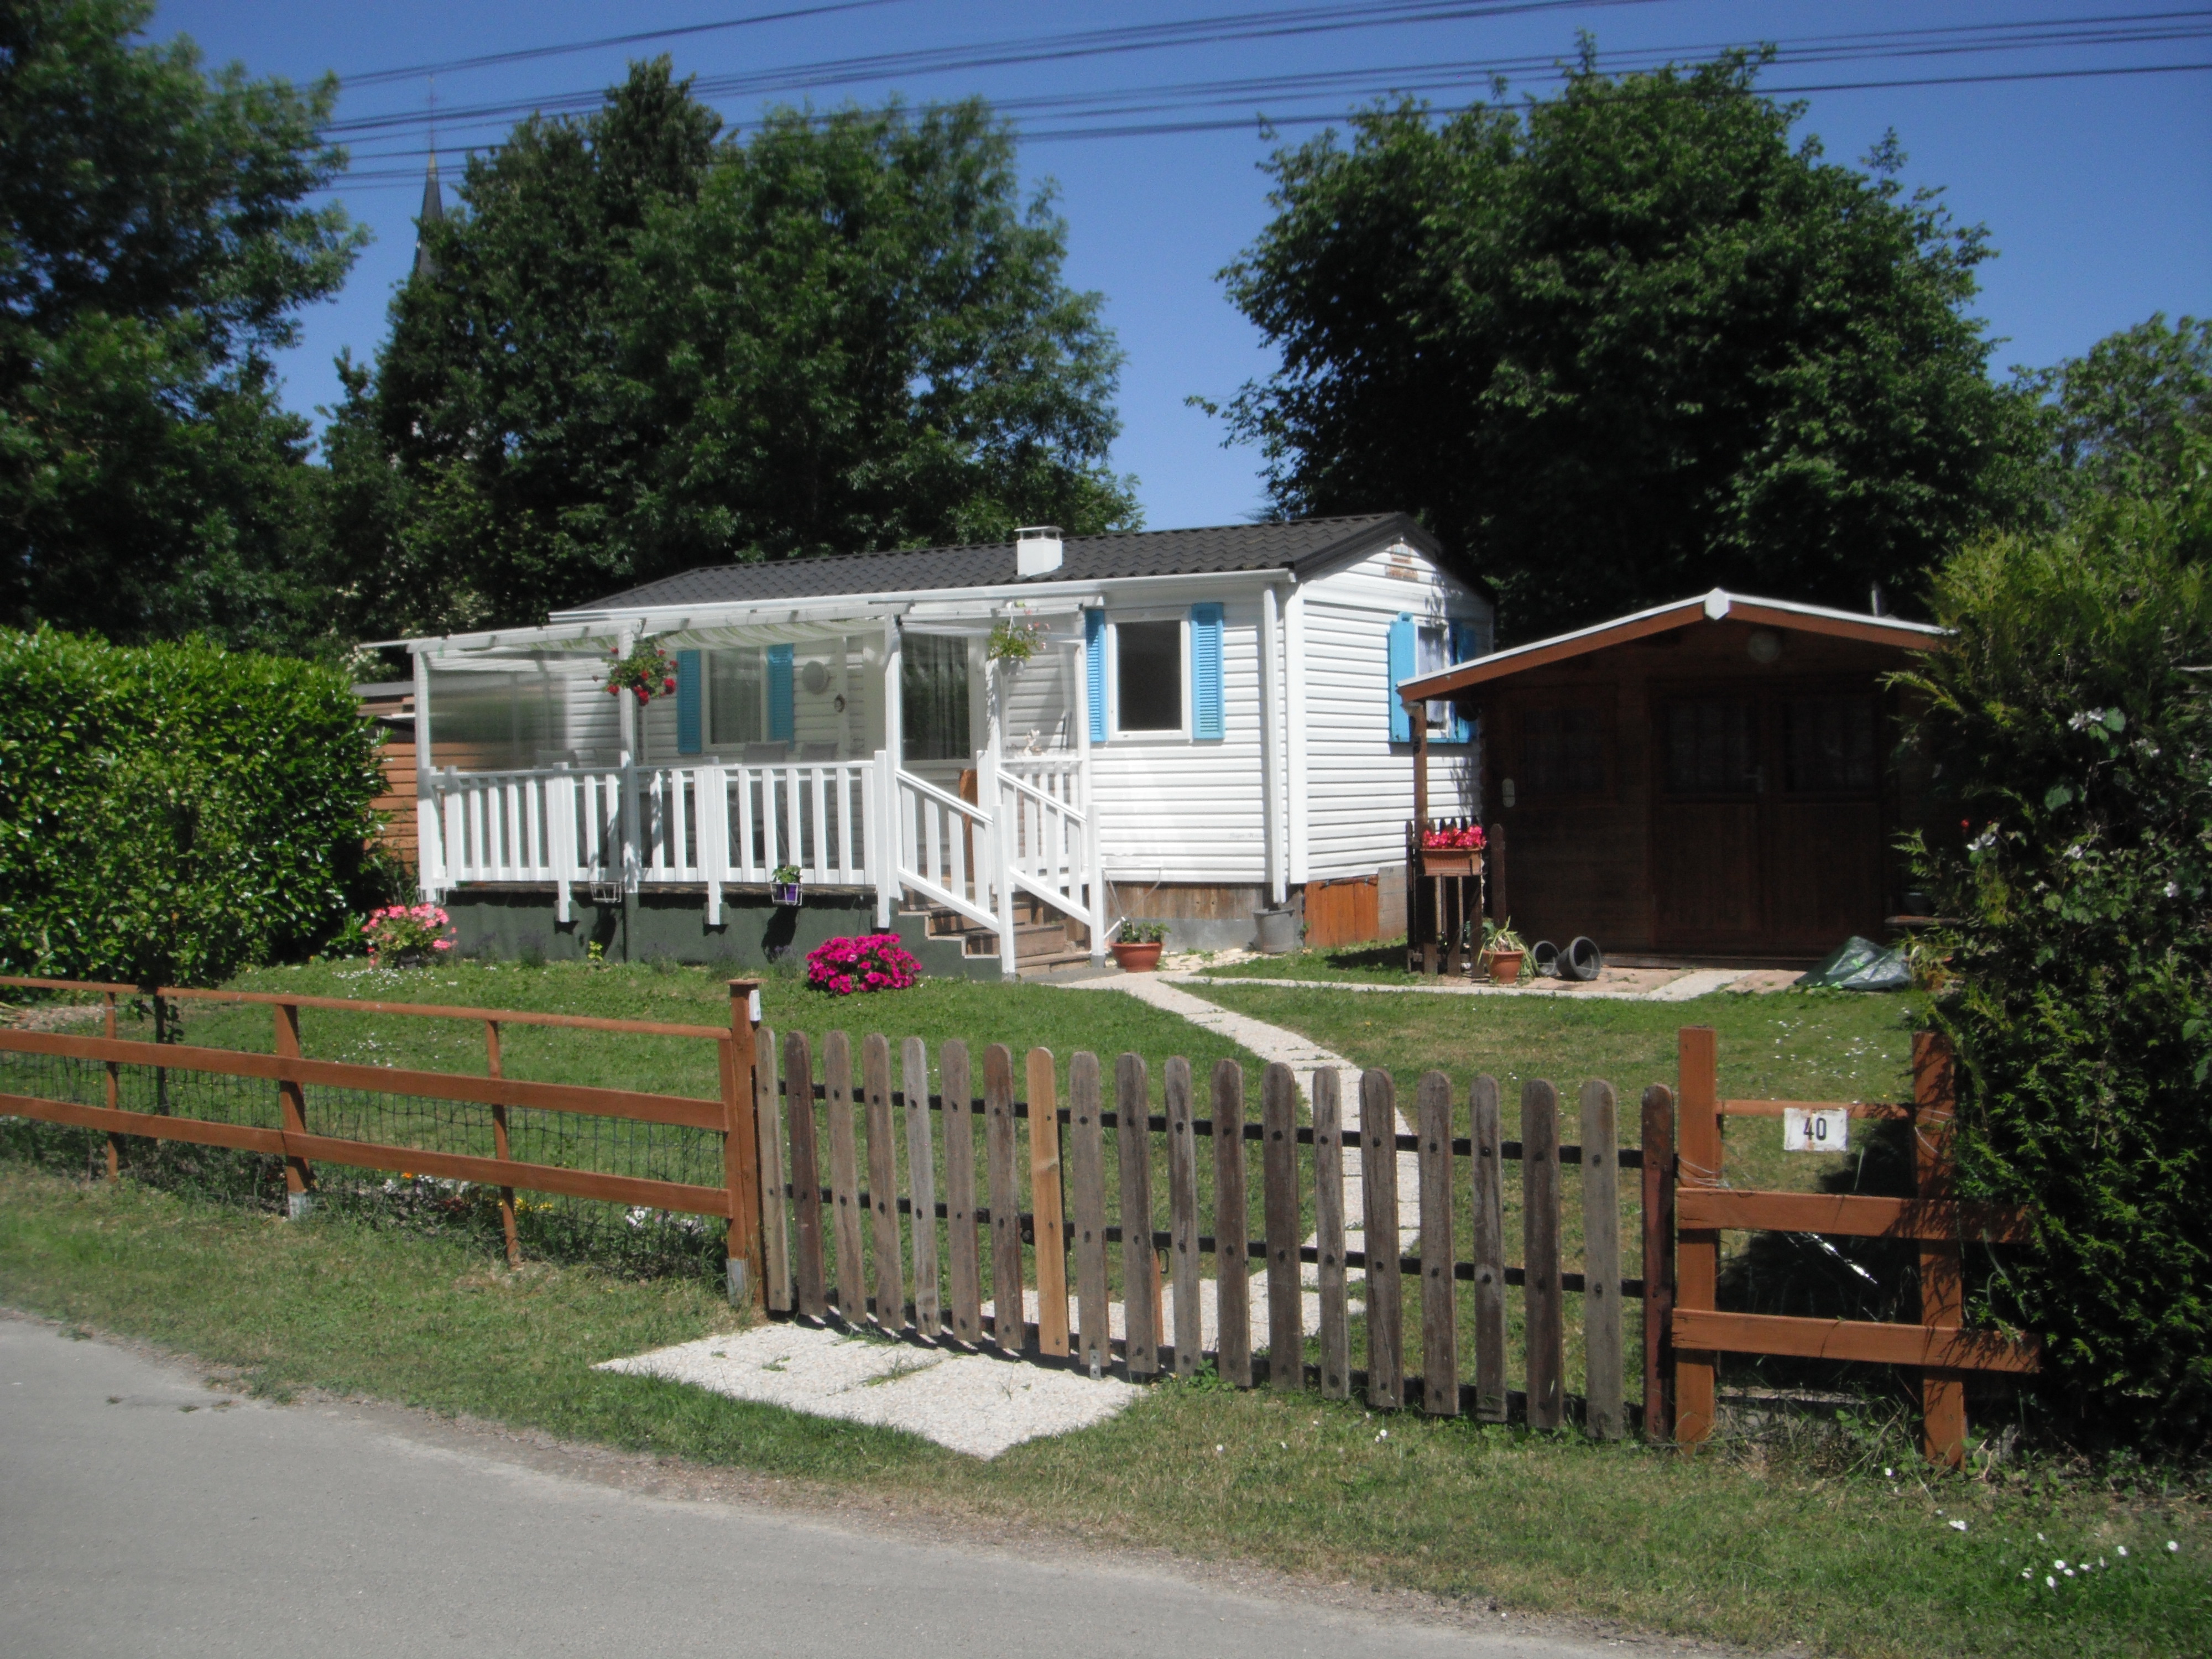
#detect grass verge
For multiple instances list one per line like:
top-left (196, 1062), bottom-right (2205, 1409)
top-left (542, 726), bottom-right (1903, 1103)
top-left (2, 1162), bottom-right (2203, 1659)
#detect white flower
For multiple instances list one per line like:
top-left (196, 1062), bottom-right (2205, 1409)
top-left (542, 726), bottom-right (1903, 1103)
top-left (2064, 843), bottom-right (2086, 861)
top-left (2046, 1575), bottom-right (2057, 1588)
top-left (2170, 1541), bottom-right (2181, 1552)
top-left (2117, 1545), bottom-right (2128, 1557)
top-left (1214, 1444), bottom-right (1224, 1454)
top-left (1885, 1467), bottom-right (1896, 1479)
top-left (1949, 1520), bottom-right (1968, 1532)
top-left (2167, 881), bottom-right (2182, 899)
top-left (2054, 1559), bottom-right (2067, 1569)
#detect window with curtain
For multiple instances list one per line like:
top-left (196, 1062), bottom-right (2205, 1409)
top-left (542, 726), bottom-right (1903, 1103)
top-left (708, 647), bottom-right (764, 749)
top-left (1116, 619), bottom-right (1182, 732)
top-left (902, 632), bottom-right (971, 761)
top-left (1416, 622), bottom-right (1453, 734)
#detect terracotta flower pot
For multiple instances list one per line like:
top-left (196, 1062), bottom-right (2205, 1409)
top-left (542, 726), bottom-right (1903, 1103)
top-left (1485, 950), bottom-right (1525, 986)
top-left (1110, 941), bottom-right (1163, 973)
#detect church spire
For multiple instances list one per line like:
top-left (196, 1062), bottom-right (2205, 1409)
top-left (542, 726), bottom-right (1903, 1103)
top-left (413, 78), bottom-right (442, 281)
top-left (413, 154), bottom-right (444, 280)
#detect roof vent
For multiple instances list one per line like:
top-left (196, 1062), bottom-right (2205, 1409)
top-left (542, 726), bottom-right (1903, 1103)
top-left (1015, 525), bottom-right (1064, 578)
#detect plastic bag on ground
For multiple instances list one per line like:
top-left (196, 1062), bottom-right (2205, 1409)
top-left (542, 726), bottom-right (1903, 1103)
top-left (1796, 935), bottom-right (1910, 992)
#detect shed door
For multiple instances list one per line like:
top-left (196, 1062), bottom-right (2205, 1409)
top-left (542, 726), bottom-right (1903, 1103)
top-left (1651, 698), bottom-right (1764, 948)
top-left (1651, 691), bottom-right (1886, 954)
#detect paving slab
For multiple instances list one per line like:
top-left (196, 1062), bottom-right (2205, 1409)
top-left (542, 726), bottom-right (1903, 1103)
top-left (598, 1324), bottom-right (1141, 1459)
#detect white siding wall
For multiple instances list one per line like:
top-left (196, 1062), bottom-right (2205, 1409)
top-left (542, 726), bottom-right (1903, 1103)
top-left (1091, 598), bottom-right (1267, 884)
top-left (1300, 545), bottom-right (1489, 881)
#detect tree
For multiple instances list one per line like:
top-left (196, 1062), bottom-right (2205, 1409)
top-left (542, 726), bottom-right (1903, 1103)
top-left (325, 66), bottom-right (1135, 637)
top-left (0, 0), bottom-right (362, 650)
top-left (2023, 312), bottom-right (2211, 508)
top-left (1214, 48), bottom-right (2034, 641)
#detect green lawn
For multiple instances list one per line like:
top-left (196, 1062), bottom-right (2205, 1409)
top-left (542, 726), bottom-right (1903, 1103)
top-left (1, 1164), bottom-right (2202, 1659)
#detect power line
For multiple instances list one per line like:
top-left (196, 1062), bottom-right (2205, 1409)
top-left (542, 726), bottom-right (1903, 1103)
top-left (341, 0), bottom-right (916, 90)
top-left (314, 8), bottom-right (2212, 180)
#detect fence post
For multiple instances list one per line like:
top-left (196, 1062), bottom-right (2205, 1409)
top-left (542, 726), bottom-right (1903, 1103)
top-left (1913, 1031), bottom-right (1968, 1469)
top-left (722, 979), bottom-right (765, 1310)
top-left (1522, 1079), bottom-right (1564, 1430)
top-left (1580, 1079), bottom-right (1624, 1441)
top-left (1674, 1027), bottom-right (1721, 1446)
top-left (1640, 1083), bottom-right (1677, 1443)
top-left (272, 1000), bottom-right (314, 1219)
top-left (103, 993), bottom-right (122, 1181)
top-left (485, 1020), bottom-right (520, 1267)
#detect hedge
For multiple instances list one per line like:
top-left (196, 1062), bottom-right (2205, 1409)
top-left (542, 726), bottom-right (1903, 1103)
top-left (1901, 475), bottom-right (2211, 1451)
top-left (0, 628), bottom-right (389, 985)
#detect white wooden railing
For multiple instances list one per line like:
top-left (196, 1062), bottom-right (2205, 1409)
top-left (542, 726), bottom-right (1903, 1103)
top-left (998, 757), bottom-right (1094, 934)
top-left (421, 750), bottom-right (1096, 973)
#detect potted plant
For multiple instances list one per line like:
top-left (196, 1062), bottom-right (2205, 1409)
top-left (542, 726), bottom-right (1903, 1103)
top-left (603, 635), bottom-right (678, 707)
top-left (1417, 820), bottom-right (1486, 877)
top-left (1110, 920), bottom-right (1167, 972)
top-left (1479, 919), bottom-right (1527, 985)
top-left (770, 864), bottom-right (804, 906)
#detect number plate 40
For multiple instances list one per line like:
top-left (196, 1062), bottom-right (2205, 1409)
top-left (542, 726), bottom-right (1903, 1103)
top-left (1783, 1107), bottom-right (1850, 1153)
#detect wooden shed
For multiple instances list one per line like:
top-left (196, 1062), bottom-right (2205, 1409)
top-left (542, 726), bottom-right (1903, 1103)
top-left (1397, 590), bottom-right (1944, 963)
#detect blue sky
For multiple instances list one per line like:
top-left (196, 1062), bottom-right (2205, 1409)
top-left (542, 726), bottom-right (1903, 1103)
top-left (155, 1), bottom-right (2212, 531)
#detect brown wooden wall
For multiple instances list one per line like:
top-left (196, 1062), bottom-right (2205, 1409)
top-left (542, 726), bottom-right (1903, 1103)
top-left (1474, 619), bottom-right (1926, 961)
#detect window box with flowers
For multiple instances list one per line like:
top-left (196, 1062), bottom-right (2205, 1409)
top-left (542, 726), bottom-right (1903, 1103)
top-left (1418, 820), bottom-right (1486, 877)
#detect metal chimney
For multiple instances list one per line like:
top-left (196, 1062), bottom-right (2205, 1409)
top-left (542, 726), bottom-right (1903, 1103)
top-left (1015, 525), bottom-right (1064, 578)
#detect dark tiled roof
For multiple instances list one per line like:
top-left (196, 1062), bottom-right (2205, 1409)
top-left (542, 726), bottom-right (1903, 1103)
top-left (561, 514), bottom-right (1447, 614)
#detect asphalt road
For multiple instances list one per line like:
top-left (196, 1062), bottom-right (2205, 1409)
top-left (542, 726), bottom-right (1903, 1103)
top-left (0, 1317), bottom-right (1640, 1659)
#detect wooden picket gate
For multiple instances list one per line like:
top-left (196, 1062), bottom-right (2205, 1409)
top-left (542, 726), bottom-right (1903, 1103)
top-left (1650, 1026), bottom-right (2040, 1467)
top-left (749, 1019), bottom-right (2040, 1459)
top-left (752, 1029), bottom-right (1648, 1429)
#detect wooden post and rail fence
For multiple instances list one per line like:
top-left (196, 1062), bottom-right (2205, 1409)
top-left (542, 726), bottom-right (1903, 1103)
top-left (0, 978), bottom-right (2036, 1464)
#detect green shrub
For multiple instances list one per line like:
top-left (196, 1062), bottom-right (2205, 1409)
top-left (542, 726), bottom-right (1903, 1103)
top-left (1901, 470), bottom-right (2211, 1450)
top-left (0, 627), bottom-right (388, 984)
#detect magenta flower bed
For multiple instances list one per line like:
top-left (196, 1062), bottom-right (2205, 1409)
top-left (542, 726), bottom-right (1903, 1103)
top-left (805, 933), bottom-right (923, 995)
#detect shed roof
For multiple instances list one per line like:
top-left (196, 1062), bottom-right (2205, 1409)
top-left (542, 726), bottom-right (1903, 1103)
top-left (1399, 588), bottom-right (1944, 699)
top-left (560, 513), bottom-right (1451, 616)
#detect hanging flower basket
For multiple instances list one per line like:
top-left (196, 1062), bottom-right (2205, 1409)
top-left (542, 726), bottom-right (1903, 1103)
top-left (603, 636), bottom-right (678, 706)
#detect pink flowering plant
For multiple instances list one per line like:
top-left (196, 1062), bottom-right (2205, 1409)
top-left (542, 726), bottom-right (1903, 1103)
top-left (805, 933), bottom-right (922, 995)
top-left (364, 903), bottom-right (457, 967)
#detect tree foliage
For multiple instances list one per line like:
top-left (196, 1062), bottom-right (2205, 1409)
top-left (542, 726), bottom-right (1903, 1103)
top-left (2023, 312), bottom-right (2211, 509)
top-left (326, 65), bottom-right (1135, 637)
top-left (0, 0), bottom-right (362, 650)
top-left (0, 627), bottom-right (389, 985)
top-left (1216, 48), bottom-right (2034, 641)
top-left (1901, 413), bottom-right (2211, 1448)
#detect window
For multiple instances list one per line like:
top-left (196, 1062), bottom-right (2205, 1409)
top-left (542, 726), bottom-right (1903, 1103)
top-left (902, 632), bottom-right (971, 761)
top-left (708, 647), bottom-right (764, 748)
top-left (1784, 696), bottom-right (1876, 793)
top-left (1522, 706), bottom-right (1606, 796)
top-left (1663, 700), bottom-right (1758, 795)
top-left (1416, 622), bottom-right (1452, 734)
top-left (1116, 619), bottom-right (1182, 733)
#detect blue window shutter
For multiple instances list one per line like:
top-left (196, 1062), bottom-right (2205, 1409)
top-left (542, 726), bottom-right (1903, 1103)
top-left (1190, 603), bottom-right (1224, 740)
top-left (1387, 614), bottom-right (1415, 743)
top-left (675, 649), bottom-right (703, 754)
top-left (767, 644), bottom-right (795, 742)
top-left (1084, 609), bottom-right (1107, 743)
top-left (1447, 621), bottom-right (1475, 744)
